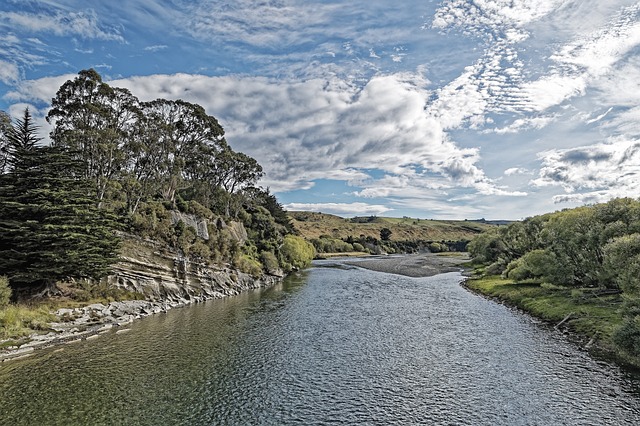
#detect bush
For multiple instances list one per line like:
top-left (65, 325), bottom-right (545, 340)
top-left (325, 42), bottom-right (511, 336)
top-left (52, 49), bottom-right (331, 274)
top-left (613, 317), bottom-right (640, 356)
top-left (260, 251), bottom-right (280, 274)
top-left (281, 235), bottom-right (315, 271)
top-left (235, 255), bottom-right (263, 278)
top-left (0, 276), bottom-right (11, 308)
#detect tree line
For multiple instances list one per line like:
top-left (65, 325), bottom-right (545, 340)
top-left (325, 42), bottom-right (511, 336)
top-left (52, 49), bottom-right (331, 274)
top-left (0, 69), bottom-right (313, 300)
top-left (468, 197), bottom-right (640, 356)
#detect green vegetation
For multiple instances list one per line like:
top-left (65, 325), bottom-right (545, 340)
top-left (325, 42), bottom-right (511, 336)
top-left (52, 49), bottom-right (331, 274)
top-left (290, 211), bottom-right (490, 256)
top-left (0, 69), bottom-right (308, 339)
top-left (465, 275), bottom-right (631, 364)
top-left (468, 197), bottom-right (640, 363)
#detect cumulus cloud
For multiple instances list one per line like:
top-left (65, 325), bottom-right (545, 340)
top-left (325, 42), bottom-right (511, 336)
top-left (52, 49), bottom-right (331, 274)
top-left (533, 137), bottom-right (640, 203)
top-left (283, 202), bottom-right (392, 217)
top-left (106, 72), bottom-right (511, 196)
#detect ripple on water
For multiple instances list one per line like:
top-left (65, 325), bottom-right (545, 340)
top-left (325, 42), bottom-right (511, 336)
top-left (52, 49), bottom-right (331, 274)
top-left (1, 263), bottom-right (640, 425)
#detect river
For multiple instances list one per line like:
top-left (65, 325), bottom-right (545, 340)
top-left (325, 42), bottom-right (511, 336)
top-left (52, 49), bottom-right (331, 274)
top-left (1, 259), bottom-right (640, 425)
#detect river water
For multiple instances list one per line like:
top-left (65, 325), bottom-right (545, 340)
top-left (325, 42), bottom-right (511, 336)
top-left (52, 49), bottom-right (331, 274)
top-left (2, 259), bottom-right (640, 425)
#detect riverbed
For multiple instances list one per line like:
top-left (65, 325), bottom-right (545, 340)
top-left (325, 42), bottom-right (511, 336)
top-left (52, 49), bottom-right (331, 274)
top-left (1, 258), bottom-right (639, 425)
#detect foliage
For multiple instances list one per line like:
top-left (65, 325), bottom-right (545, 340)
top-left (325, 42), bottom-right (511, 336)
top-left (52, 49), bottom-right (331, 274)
top-left (0, 276), bottom-right (11, 308)
top-left (469, 197), bottom-right (640, 357)
top-left (0, 304), bottom-right (55, 339)
top-left (0, 144), bottom-right (121, 291)
top-left (380, 227), bottom-right (392, 241)
top-left (234, 254), bottom-right (263, 278)
top-left (280, 235), bottom-right (315, 271)
top-left (504, 249), bottom-right (557, 282)
top-left (260, 251), bottom-right (280, 274)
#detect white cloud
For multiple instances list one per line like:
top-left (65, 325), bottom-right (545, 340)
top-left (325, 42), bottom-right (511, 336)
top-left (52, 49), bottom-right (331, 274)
top-left (504, 167), bottom-right (531, 176)
top-left (533, 136), bottom-right (640, 202)
top-left (0, 10), bottom-right (124, 42)
top-left (283, 202), bottom-right (393, 216)
top-left (0, 59), bottom-right (19, 84)
top-left (144, 45), bottom-right (168, 52)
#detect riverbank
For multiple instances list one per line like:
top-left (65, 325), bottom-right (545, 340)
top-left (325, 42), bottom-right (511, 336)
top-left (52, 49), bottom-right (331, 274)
top-left (463, 275), bottom-right (640, 370)
top-left (0, 273), bottom-right (282, 363)
top-left (344, 252), bottom-right (470, 278)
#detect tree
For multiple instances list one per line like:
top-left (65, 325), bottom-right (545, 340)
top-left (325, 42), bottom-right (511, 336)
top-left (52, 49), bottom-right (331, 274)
top-left (141, 99), bottom-right (226, 203)
top-left (6, 108), bottom-right (42, 153)
top-left (0, 145), bottom-right (120, 295)
top-left (47, 69), bottom-right (140, 208)
top-left (0, 110), bottom-right (12, 173)
top-left (380, 227), bottom-right (392, 241)
top-left (280, 235), bottom-right (315, 271)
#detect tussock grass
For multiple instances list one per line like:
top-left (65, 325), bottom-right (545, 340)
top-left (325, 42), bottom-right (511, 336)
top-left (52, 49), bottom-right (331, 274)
top-left (0, 305), bottom-right (55, 340)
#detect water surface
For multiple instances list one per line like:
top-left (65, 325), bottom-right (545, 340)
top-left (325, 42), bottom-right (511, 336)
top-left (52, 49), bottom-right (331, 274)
top-left (1, 259), bottom-right (639, 425)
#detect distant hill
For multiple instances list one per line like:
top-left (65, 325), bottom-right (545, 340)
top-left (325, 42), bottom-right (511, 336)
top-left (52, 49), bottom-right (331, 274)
top-left (288, 211), bottom-right (496, 242)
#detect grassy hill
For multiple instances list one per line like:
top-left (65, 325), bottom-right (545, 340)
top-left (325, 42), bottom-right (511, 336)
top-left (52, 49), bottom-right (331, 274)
top-left (288, 211), bottom-right (495, 243)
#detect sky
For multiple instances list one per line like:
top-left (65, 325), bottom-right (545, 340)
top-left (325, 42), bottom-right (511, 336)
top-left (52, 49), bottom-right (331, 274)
top-left (1, 1), bottom-right (640, 220)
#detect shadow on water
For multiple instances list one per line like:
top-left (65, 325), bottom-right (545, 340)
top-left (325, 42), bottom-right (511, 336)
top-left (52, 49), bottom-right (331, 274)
top-left (1, 261), bottom-right (640, 425)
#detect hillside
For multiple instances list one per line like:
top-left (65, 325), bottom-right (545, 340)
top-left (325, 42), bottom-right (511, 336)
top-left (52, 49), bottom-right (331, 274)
top-left (288, 211), bottom-right (495, 243)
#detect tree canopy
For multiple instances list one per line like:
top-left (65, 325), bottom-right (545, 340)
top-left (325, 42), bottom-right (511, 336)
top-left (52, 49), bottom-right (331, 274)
top-left (0, 69), bottom-right (303, 296)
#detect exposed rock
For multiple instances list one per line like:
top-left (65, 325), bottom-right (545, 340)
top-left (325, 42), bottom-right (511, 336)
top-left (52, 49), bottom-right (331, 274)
top-left (1, 232), bottom-right (283, 362)
top-left (170, 211), bottom-right (210, 240)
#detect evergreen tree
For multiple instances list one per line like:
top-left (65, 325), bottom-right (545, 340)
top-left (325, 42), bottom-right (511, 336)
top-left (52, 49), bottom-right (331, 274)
top-left (6, 108), bottom-right (42, 154)
top-left (0, 145), bottom-right (120, 294)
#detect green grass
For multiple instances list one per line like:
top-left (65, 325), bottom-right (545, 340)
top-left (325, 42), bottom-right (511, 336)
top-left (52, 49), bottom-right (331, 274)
top-left (0, 304), bottom-right (55, 341)
top-left (288, 211), bottom-right (494, 241)
top-left (465, 275), bottom-right (634, 365)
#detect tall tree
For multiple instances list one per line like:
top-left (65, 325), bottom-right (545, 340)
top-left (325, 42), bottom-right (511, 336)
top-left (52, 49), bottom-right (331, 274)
top-left (47, 69), bottom-right (140, 208)
top-left (6, 108), bottom-right (42, 153)
top-left (0, 110), bottom-right (11, 173)
top-left (0, 144), bottom-right (120, 295)
top-left (142, 99), bottom-right (227, 203)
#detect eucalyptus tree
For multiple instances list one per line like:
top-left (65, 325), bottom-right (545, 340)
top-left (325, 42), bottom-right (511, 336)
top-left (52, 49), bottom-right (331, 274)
top-left (141, 99), bottom-right (227, 204)
top-left (46, 69), bottom-right (141, 208)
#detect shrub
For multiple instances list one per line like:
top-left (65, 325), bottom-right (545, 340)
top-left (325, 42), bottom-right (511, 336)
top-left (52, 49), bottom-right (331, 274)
top-left (0, 276), bottom-right (11, 308)
top-left (260, 251), bottom-right (280, 274)
top-left (613, 317), bottom-right (640, 356)
top-left (235, 255), bottom-right (263, 278)
top-left (281, 235), bottom-right (315, 271)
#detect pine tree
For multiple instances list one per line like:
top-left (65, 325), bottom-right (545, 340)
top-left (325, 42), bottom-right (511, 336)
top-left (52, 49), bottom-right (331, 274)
top-left (0, 144), bottom-right (120, 295)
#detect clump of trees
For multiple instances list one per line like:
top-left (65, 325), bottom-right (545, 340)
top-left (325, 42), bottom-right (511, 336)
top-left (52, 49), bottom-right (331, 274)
top-left (0, 69), bottom-right (313, 299)
top-left (468, 197), bottom-right (640, 356)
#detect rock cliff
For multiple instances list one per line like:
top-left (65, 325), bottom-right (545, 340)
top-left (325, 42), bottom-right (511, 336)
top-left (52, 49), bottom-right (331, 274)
top-left (109, 234), bottom-right (280, 304)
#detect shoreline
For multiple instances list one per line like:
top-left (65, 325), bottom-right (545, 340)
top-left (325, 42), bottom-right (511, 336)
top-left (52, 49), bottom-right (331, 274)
top-left (0, 275), bottom-right (282, 363)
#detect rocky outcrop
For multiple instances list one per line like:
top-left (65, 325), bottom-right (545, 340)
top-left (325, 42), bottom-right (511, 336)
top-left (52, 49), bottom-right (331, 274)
top-left (170, 211), bottom-right (210, 240)
top-left (0, 232), bottom-right (283, 362)
top-left (109, 237), bottom-right (278, 303)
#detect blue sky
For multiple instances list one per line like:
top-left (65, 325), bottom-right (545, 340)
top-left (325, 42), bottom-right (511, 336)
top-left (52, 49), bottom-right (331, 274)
top-left (2, 1), bottom-right (640, 220)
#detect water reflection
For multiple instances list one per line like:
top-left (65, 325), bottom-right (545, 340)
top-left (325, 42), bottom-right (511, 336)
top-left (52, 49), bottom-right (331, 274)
top-left (1, 262), bottom-right (639, 425)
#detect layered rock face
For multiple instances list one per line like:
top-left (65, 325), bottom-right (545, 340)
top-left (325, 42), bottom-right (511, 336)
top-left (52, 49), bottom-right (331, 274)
top-left (109, 239), bottom-right (280, 305)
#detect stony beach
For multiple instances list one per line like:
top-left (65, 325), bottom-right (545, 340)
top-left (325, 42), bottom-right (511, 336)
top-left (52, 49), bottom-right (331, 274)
top-left (344, 253), bottom-right (470, 278)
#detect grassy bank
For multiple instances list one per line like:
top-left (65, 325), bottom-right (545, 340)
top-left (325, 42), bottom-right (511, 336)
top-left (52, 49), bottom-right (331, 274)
top-left (464, 275), bottom-right (640, 369)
